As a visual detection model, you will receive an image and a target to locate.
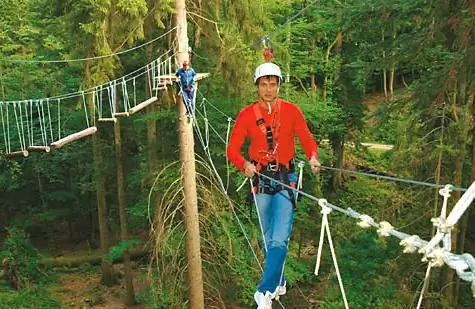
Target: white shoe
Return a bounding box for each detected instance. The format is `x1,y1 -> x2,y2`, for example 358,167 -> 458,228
254,291 -> 273,309
272,282 -> 286,300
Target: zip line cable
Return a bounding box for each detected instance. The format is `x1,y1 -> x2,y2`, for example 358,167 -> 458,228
3,28 -> 177,64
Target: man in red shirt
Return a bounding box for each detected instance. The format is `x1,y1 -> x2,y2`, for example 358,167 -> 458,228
227,62 -> 320,308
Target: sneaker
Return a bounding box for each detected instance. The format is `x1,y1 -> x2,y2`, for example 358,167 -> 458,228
272,282 -> 286,300
254,291 -> 273,309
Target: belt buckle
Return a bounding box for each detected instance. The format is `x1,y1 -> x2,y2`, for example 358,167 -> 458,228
267,163 -> 278,172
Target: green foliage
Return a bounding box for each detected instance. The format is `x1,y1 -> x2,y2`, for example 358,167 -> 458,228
104,239 -> 143,264
0,0 -> 473,306
323,231 -> 410,308
0,286 -> 61,309
0,227 -> 47,286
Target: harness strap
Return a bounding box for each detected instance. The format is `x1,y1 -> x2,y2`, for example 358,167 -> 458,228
253,103 -> 274,152
279,165 -> 296,209
249,160 -> 297,209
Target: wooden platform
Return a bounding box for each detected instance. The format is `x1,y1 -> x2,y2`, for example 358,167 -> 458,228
153,73 -> 210,91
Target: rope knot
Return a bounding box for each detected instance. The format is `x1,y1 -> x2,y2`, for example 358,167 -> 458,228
318,199 -> 332,215
377,221 -> 393,237
445,253 -> 475,286
431,217 -> 453,233
298,160 -> 305,169
400,235 -> 422,253
357,214 -> 375,228
439,184 -> 454,198
422,247 -> 446,267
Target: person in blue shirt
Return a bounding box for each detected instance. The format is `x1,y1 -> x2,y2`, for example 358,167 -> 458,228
175,60 -> 196,116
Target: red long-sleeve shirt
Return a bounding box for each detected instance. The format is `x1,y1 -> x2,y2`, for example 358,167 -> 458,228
227,99 -> 318,172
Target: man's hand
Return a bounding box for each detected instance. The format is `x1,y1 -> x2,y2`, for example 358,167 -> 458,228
243,161 -> 257,178
309,156 -> 321,173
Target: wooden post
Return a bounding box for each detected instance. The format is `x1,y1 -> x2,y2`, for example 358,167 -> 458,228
175,0 -> 205,308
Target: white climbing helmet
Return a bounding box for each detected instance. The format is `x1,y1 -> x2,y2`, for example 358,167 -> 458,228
254,62 -> 283,84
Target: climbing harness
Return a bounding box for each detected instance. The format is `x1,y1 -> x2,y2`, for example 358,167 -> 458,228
249,101 -> 297,209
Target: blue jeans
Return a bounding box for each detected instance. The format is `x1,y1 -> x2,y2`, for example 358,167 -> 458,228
181,87 -> 194,115
255,173 -> 296,294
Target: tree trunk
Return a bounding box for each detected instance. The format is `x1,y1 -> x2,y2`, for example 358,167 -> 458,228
176,0 -> 205,306
452,91 -> 474,305
389,27 -> 396,98
443,85 -> 472,306
323,33 -> 339,101
433,102 -> 446,232
114,111 -> 136,305
310,39 -> 317,96
389,63 -> 395,98
92,123 -> 115,286
382,29 -> 388,98
86,59 -> 115,287
144,3 -> 158,171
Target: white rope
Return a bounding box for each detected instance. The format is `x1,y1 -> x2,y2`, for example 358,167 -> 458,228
133,78 -> 137,107
296,161 -> 305,201
121,78 -> 130,111
107,83 -> 114,116
202,100 -> 210,150
37,101 -> 47,146
57,99 -> 61,139
416,264 -> 432,309
147,63 -> 153,98
82,91 -> 90,128
314,199 -> 349,309
225,117 -> 232,192
0,102 -> 8,153
13,103 -> 25,151
193,93 -> 475,303
191,105 -> 267,277
24,102 -> 31,148
113,80 -> 117,113
2,51 -> 175,106
153,59 -> 160,98
46,99 -> 54,143
415,184 -> 454,307
6,27 -> 177,64
236,177 -> 248,192
192,119 -> 266,280
96,85 -> 103,119
423,181 -> 475,256
192,115 -> 226,191
92,89 -> 96,127
27,101 -> 33,146
250,178 -> 268,253
256,171 -> 475,291
6,103 -> 11,153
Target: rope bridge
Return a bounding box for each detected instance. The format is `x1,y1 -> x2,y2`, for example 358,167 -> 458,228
0,53 -> 179,157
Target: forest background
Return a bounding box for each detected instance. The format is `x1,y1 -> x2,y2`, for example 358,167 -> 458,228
0,0 -> 474,308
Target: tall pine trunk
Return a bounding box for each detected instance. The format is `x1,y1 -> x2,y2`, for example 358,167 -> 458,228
145,3 -> 158,170
114,97 -> 136,305
452,90 -> 474,305
86,58 -> 115,286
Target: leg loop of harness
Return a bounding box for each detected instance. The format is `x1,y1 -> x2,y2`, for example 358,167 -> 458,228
249,160 -> 297,209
